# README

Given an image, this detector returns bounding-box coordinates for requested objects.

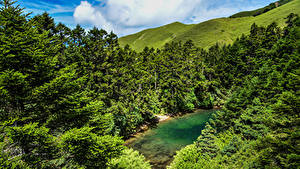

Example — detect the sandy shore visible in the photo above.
[155,115,171,122]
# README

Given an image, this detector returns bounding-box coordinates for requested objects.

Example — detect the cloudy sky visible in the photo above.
[18,0,275,36]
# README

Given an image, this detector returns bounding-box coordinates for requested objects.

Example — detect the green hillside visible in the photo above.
[119,0,300,51]
[119,22,194,51]
[229,0,292,18]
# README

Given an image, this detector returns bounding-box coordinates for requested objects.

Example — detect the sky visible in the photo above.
[17,0,275,37]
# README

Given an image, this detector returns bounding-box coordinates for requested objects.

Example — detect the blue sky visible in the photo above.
[17,0,275,37]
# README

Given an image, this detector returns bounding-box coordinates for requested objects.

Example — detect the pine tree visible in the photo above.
[0,0,56,120]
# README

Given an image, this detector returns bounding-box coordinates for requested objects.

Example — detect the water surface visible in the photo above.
[128,109,217,168]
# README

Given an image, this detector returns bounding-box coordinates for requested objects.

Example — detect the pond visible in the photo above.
[127,109,217,169]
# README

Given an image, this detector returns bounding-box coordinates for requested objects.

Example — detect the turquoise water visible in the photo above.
[127,109,216,168]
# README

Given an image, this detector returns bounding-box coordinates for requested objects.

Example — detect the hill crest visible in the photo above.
[119,0,300,51]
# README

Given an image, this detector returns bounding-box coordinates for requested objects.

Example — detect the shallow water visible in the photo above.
[127,109,217,169]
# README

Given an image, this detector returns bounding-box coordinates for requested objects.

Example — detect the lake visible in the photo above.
[127,109,217,168]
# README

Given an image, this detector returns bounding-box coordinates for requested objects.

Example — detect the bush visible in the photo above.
[61,127,124,168]
[108,148,151,169]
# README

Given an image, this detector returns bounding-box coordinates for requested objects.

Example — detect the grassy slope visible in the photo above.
[229,0,292,18]
[119,22,194,51]
[119,0,300,51]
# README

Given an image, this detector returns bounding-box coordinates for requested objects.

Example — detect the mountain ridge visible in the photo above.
[119,0,300,51]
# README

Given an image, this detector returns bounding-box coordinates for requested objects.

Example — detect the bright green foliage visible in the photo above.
[61,127,124,169]
[108,148,151,169]
[7,123,58,168]
[167,144,203,169]
[0,141,30,169]
[89,111,115,136]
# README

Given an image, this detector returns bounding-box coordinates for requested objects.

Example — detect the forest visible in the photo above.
[0,0,299,168]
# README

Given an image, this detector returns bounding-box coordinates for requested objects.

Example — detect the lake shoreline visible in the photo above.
[124,107,222,145]
[126,108,220,169]
[156,114,172,122]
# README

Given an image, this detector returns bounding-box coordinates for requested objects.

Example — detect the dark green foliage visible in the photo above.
[196,123,218,158]
[7,123,58,167]
[30,65,94,129]
[0,0,56,121]
[0,70,29,119]
[0,141,30,169]
[31,12,56,36]
[255,131,300,168]
[220,136,242,157]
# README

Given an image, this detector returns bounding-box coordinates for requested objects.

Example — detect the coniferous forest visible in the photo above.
[0,0,299,168]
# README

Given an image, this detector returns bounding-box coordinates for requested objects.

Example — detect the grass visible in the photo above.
[229,0,292,18]
[119,22,194,51]
[119,0,300,51]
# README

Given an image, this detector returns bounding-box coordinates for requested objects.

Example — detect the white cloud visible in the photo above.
[74,1,112,31]
[73,0,203,35]
[105,0,201,27]
[73,0,274,36]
